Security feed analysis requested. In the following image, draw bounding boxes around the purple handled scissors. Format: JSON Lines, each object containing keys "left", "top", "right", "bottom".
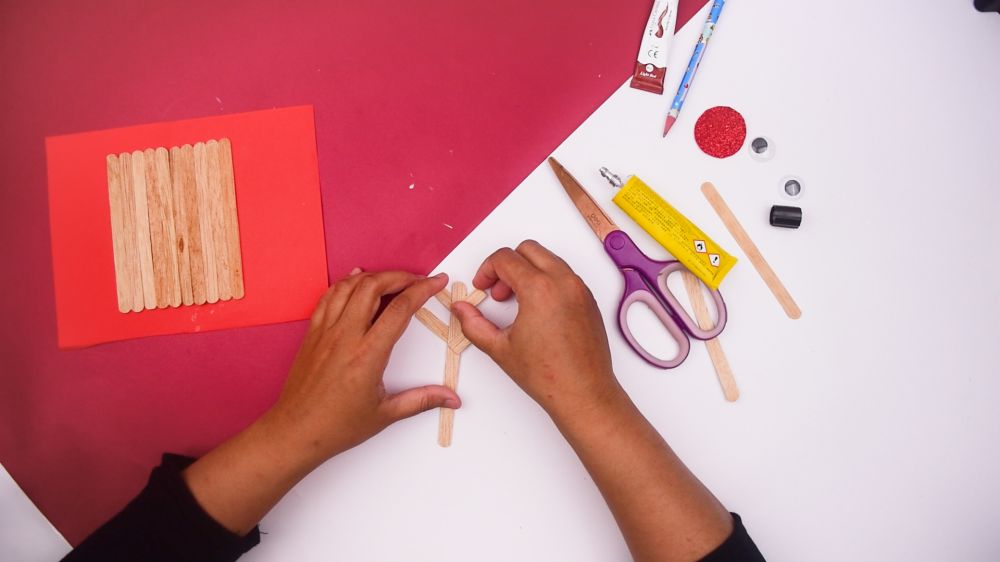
{"left": 548, "top": 157, "right": 727, "bottom": 369}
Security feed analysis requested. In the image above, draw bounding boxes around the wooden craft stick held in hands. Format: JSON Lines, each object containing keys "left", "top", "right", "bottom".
{"left": 415, "top": 281, "right": 487, "bottom": 447}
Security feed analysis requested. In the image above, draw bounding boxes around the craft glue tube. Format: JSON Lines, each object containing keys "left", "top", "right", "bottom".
{"left": 629, "top": 0, "right": 679, "bottom": 94}
{"left": 602, "top": 169, "right": 737, "bottom": 289}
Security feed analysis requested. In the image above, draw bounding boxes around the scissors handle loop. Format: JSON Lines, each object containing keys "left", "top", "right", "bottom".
{"left": 617, "top": 269, "right": 691, "bottom": 369}
{"left": 605, "top": 231, "right": 728, "bottom": 369}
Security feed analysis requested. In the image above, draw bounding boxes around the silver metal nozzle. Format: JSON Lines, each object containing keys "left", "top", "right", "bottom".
{"left": 599, "top": 167, "right": 624, "bottom": 189}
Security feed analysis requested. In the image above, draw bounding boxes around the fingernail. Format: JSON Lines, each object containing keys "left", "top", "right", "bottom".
{"left": 443, "top": 398, "right": 461, "bottom": 409}
{"left": 350, "top": 267, "right": 362, "bottom": 275}
{"left": 433, "top": 272, "right": 448, "bottom": 280}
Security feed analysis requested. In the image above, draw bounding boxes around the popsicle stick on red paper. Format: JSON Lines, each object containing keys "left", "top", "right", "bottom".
{"left": 116, "top": 153, "right": 144, "bottom": 312}
{"left": 205, "top": 140, "right": 232, "bottom": 301}
{"left": 144, "top": 147, "right": 182, "bottom": 308}
{"left": 169, "top": 146, "right": 195, "bottom": 306}
{"left": 193, "top": 142, "right": 219, "bottom": 304}
{"left": 414, "top": 281, "right": 486, "bottom": 447}
{"left": 218, "top": 139, "right": 245, "bottom": 299}
{"left": 129, "top": 150, "right": 157, "bottom": 310}
{"left": 106, "top": 155, "right": 133, "bottom": 312}
{"left": 175, "top": 144, "right": 207, "bottom": 305}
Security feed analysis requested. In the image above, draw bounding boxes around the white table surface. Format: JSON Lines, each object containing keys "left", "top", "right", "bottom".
{"left": 5, "top": 1, "right": 1000, "bottom": 560}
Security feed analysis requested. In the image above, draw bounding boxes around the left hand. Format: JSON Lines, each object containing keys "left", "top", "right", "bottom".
{"left": 264, "top": 269, "right": 460, "bottom": 464}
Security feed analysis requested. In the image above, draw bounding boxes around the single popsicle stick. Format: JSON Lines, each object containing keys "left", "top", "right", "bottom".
{"left": 106, "top": 155, "right": 133, "bottom": 312}
{"left": 682, "top": 271, "right": 739, "bottom": 401}
{"left": 130, "top": 150, "right": 157, "bottom": 310}
{"left": 169, "top": 146, "right": 194, "bottom": 306}
{"left": 436, "top": 287, "right": 486, "bottom": 309}
{"left": 193, "top": 142, "right": 219, "bottom": 303}
{"left": 434, "top": 289, "right": 452, "bottom": 308}
{"left": 205, "top": 140, "right": 232, "bottom": 301}
{"left": 118, "top": 153, "right": 145, "bottom": 312}
{"left": 466, "top": 289, "right": 487, "bottom": 307}
{"left": 701, "top": 183, "right": 802, "bottom": 319}
{"left": 145, "top": 148, "right": 182, "bottom": 308}
{"left": 176, "top": 145, "right": 207, "bottom": 305}
{"left": 438, "top": 282, "right": 467, "bottom": 447}
{"left": 415, "top": 308, "right": 448, "bottom": 341}
{"left": 155, "top": 148, "right": 182, "bottom": 307}
{"left": 218, "top": 139, "right": 245, "bottom": 299}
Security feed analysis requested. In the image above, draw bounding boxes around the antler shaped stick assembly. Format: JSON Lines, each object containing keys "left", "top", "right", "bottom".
{"left": 414, "top": 282, "right": 487, "bottom": 447}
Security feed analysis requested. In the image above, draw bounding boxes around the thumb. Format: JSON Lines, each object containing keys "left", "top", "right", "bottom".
{"left": 382, "top": 385, "right": 460, "bottom": 422}
{"left": 451, "top": 301, "right": 504, "bottom": 356}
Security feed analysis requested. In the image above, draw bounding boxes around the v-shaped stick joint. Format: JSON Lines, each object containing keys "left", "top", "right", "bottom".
{"left": 412, "top": 279, "right": 488, "bottom": 447}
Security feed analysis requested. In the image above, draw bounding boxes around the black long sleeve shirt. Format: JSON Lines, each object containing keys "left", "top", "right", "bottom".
{"left": 64, "top": 454, "right": 764, "bottom": 561}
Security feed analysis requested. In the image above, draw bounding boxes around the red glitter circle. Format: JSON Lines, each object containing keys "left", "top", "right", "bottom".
{"left": 694, "top": 106, "right": 747, "bottom": 159}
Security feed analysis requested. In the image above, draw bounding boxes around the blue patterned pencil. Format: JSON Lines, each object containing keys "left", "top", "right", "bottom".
{"left": 662, "top": 0, "right": 727, "bottom": 137}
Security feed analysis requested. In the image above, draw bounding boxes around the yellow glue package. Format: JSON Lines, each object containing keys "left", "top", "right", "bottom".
{"left": 612, "top": 176, "right": 736, "bottom": 289}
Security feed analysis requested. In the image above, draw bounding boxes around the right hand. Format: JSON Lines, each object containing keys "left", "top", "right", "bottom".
{"left": 451, "top": 240, "right": 626, "bottom": 421}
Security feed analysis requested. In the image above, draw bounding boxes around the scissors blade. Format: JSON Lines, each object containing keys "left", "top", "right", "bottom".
{"left": 547, "top": 157, "right": 619, "bottom": 242}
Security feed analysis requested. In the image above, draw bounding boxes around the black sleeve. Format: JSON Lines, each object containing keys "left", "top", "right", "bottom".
{"left": 700, "top": 513, "right": 766, "bottom": 561}
{"left": 63, "top": 453, "right": 259, "bottom": 562}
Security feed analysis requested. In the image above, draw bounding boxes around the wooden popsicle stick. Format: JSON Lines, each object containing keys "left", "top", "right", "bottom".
{"left": 118, "top": 153, "right": 145, "bottom": 312}
{"left": 106, "top": 155, "right": 133, "bottom": 312}
{"left": 446, "top": 283, "right": 468, "bottom": 348}
{"left": 142, "top": 149, "right": 168, "bottom": 308}
{"left": 682, "top": 271, "right": 739, "bottom": 402}
{"left": 437, "top": 287, "right": 485, "bottom": 309}
{"left": 438, "top": 282, "right": 467, "bottom": 447}
{"left": 130, "top": 150, "right": 157, "bottom": 310}
{"left": 218, "top": 139, "right": 245, "bottom": 299}
{"left": 438, "top": 354, "right": 459, "bottom": 447}
{"left": 701, "top": 183, "right": 802, "bottom": 319}
{"left": 177, "top": 145, "right": 207, "bottom": 305}
{"left": 169, "top": 146, "right": 194, "bottom": 306}
{"left": 155, "top": 147, "right": 182, "bottom": 307}
{"left": 144, "top": 148, "right": 182, "bottom": 308}
{"left": 466, "top": 289, "right": 487, "bottom": 307}
{"left": 454, "top": 336, "right": 472, "bottom": 354}
{"left": 193, "top": 142, "right": 219, "bottom": 303}
{"left": 205, "top": 140, "right": 232, "bottom": 301}
{"left": 415, "top": 308, "right": 448, "bottom": 341}
{"left": 434, "top": 289, "right": 452, "bottom": 308}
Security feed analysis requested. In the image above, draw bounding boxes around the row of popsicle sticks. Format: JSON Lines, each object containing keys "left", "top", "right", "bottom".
{"left": 106, "top": 139, "right": 244, "bottom": 313}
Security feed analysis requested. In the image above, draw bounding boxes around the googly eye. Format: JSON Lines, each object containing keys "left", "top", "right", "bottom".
{"left": 748, "top": 136, "right": 774, "bottom": 162}
{"left": 780, "top": 175, "right": 804, "bottom": 200}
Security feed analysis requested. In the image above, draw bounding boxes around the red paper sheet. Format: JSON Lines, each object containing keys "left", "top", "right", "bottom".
{"left": 0, "top": 0, "right": 708, "bottom": 545}
{"left": 46, "top": 106, "right": 328, "bottom": 348}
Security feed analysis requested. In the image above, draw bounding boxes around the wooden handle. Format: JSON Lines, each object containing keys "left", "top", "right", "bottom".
{"left": 682, "top": 272, "right": 739, "bottom": 401}
{"left": 701, "top": 182, "right": 802, "bottom": 320}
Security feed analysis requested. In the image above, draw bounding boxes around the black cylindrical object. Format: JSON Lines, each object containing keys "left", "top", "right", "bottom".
{"left": 770, "top": 205, "right": 802, "bottom": 229}
{"left": 974, "top": 0, "right": 999, "bottom": 13}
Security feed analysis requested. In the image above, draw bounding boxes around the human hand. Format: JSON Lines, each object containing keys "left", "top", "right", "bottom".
{"left": 264, "top": 269, "right": 461, "bottom": 465}
{"left": 451, "top": 241, "right": 626, "bottom": 423}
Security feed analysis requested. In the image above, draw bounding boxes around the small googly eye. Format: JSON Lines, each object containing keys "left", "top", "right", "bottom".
{"left": 749, "top": 136, "right": 774, "bottom": 162}
{"left": 780, "top": 175, "right": 804, "bottom": 200}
